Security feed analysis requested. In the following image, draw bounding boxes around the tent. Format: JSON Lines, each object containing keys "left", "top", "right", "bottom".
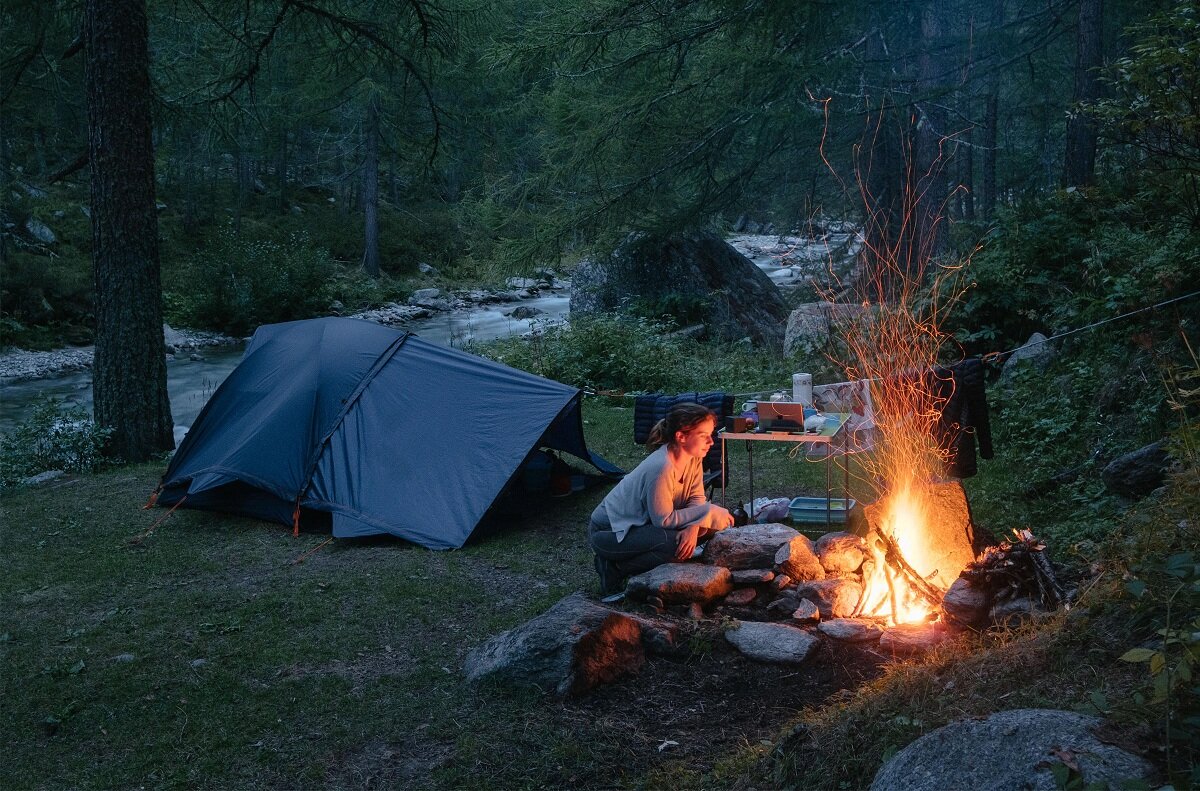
{"left": 155, "top": 317, "right": 621, "bottom": 549}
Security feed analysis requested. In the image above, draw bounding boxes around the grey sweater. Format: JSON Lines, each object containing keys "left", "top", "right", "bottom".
{"left": 591, "top": 445, "right": 712, "bottom": 542}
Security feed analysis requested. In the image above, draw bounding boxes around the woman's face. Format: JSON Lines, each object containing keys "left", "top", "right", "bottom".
{"left": 674, "top": 417, "right": 716, "bottom": 460}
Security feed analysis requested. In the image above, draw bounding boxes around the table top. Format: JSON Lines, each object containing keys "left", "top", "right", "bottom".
{"left": 721, "top": 412, "right": 851, "bottom": 444}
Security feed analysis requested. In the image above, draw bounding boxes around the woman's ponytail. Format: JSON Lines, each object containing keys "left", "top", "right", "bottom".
{"left": 645, "top": 403, "right": 716, "bottom": 450}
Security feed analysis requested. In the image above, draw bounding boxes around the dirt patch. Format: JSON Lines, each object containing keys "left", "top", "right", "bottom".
{"left": 558, "top": 637, "right": 888, "bottom": 776}
{"left": 323, "top": 736, "right": 456, "bottom": 790}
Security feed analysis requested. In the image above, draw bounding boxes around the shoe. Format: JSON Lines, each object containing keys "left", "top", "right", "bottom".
{"left": 593, "top": 554, "right": 625, "bottom": 596}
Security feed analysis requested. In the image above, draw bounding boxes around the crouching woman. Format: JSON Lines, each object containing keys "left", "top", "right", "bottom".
{"left": 589, "top": 403, "right": 734, "bottom": 594}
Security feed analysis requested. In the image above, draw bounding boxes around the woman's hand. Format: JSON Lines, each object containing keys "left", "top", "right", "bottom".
{"left": 675, "top": 524, "right": 701, "bottom": 561}
{"left": 708, "top": 504, "right": 735, "bottom": 531}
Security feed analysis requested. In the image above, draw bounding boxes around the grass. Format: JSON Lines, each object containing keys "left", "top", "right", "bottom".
{"left": 3, "top": 396, "right": 1195, "bottom": 790}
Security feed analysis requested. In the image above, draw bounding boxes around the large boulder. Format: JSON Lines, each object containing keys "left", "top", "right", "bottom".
{"left": 626, "top": 563, "right": 732, "bottom": 604}
{"left": 1000, "top": 332, "right": 1057, "bottom": 380}
{"left": 815, "top": 531, "right": 867, "bottom": 573}
{"left": 463, "top": 593, "right": 644, "bottom": 696}
{"left": 870, "top": 709, "right": 1156, "bottom": 791}
{"left": 703, "top": 524, "right": 801, "bottom": 569}
{"left": 783, "top": 301, "right": 874, "bottom": 356}
{"left": 570, "top": 232, "right": 790, "bottom": 349}
{"left": 1101, "top": 441, "right": 1171, "bottom": 498}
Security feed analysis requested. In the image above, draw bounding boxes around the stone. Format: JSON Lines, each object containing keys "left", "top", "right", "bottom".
{"left": 858, "top": 480, "right": 988, "bottom": 591}
{"left": 703, "top": 524, "right": 801, "bottom": 570}
{"left": 506, "top": 305, "right": 545, "bottom": 320}
{"left": 626, "top": 563, "right": 732, "bottom": 605}
{"left": 570, "top": 232, "right": 791, "bottom": 349}
{"left": 25, "top": 216, "right": 56, "bottom": 244}
{"left": 794, "top": 579, "right": 862, "bottom": 619}
{"left": 775, "top": 536, "right": 826, "bottom": 581}
{"left": 818, "top": 618, "right": 883, "bottom": 642}
{"left": 989, "top": 596, "right": 1040, "bottom": 628}
{"left": 328, "top": 300, "right": 344, "bottom": 314}
{"left": 791, "top": 599, "right": 821, "bottom": 624}
{"left": 730, "top": 568, "right": 774, "bottom": 585}
{"left": 724, "top": 588, "right": 757, "bottom": 606}
{"left": 879, "top": 623, "right": 951, "bottom": 655}
{"left": 772, "top": 573, "right": 794, "bottom": 591}
{"left": 942, "top": 578, "right": 991, "bottom": 627}
{"left": 815, "top": 531, "right": 867, "bottom": 573}
{"left": 190, "top": 658, "right": 208, "bottom": 669}
{"left": 1000, "top": 332, "right": 1057, "bottom": 379}
{"left": 767, "top": 593, "right": 800, "bottom": 615}
{"left": 506, "top": 277, "right": 540, "bottom": 289}
{"left": 417, "top": 262, "right": 437, "bottom": 275}
{"left": 463, "top": 592, "right": 645, "bottom": 696}
{"left": 869, "top": 709, "right": 1156, "bottom": 791}
{"left": 724, "top": 621, "right": 820, "bottom": 665}
{"left": 21, "top": 470, "right": 66, "bottom": 486}
{"left": 408, "top": 288, "right": 450, "bottom": 311}
{"left": 783, "top": 301, "right": 875, "bottom": 356}
{"left": 114, "top": 653, "right": 136, "bottom": 663}
{"left": 687, "top": 602, "right": 705, "bottom": 620}
{"left": 1101, "top": 441, "right": 1171, "bottom": 498}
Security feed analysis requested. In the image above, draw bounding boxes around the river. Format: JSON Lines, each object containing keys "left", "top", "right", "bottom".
{"left": 0, "top": 293, "right": 570, "bottom": 444}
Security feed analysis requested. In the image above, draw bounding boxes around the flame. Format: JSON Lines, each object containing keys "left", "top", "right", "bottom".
{"left": 809, "top": 104, "right": 982, "bottom": 625}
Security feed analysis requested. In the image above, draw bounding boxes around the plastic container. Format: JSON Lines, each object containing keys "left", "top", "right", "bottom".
{"left": 788, "top": 496, "right": 856, "bottom": 524}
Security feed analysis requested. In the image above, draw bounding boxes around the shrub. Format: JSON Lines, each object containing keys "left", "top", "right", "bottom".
{"left": 165, "top": 225, "right": 334, "bottom": 335}
{"left": 0, "top": 398, "right": 113, "bottom": 490}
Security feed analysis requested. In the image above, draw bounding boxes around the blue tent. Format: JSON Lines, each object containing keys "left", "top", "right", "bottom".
{"left": 156, "top": 317, "right": 621, "bottom": 549}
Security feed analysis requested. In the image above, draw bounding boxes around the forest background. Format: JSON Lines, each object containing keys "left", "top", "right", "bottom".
{"left": 1, "top": 1, "right": 1198, "bottom": 787}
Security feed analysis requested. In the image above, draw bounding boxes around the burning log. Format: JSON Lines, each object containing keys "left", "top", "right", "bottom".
{"left": 960, "top": 529, "right": 1066, "bottom": 611}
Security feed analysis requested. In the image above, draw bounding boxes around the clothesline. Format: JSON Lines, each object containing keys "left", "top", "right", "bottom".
{"left": 581, "top": 289, "right": 1198, "bottom": 400}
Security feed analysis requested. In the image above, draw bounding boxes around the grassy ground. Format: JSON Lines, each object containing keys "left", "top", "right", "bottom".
{"left": 1, "top": 400, "right": 853, "bottom": 790}
{"left": 4, "top": 398, "right": 1194, "bottom": 790}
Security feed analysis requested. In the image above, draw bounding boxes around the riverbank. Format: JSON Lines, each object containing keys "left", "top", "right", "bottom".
{"left": 0, "top": 278, "right": 569, "bottom": 385}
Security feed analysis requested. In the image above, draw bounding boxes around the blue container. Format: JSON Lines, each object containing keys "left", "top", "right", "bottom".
{"left": 788, "top": 496, "right": 856, "bottom": 524}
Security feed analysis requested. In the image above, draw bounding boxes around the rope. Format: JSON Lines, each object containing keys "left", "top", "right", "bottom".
{"left": 289, "top": 536, "right": 334, "bottom": 565}
{"left": 578, "top": 290, "right": 1199, "bottom": 398}
{"left": 128, "top": 496, "right": 187, "bottom": 546}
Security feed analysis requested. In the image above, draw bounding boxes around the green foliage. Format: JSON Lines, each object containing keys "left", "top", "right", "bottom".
{"left": 1119, "top": 551, "right": 1200, "bottom": 788}
{"left": 471, "top": 312, "right": 803, "bottom": 394}
{"left": 0, "top": 398, "right": 113, "bottom": 490}
{"left": 164, "top": 226, "right": 335, "bottom": 335}
{"left": 952, "top": 189, "right": 1197, "bottom": 357}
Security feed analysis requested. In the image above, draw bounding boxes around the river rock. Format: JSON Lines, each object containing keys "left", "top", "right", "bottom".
{"left": 463, "top": 592, "right": 644, "bottom": 696}
{"left": 775, "top": 536, "right": 826, "bottom": 581}
{"left": 942, "top": 578, "right": 990, "bottom": 627}
{"left": 724, "top": 588, "right": 757, "bottom": 606}
{"left": 407, "top": 288, "right": 452, "bottom": 311}
{"left": 506, "top": 305, "right": 545, "bottom": 320}
{"left": 816, "top": 531, "right": 867, "bottom": 573}
{"left": 879, "top": 623, "right": 951, "bottom": 655}
{"left": 570, "top": 231, "right": 791, "bottom": 349}
{"left": 818, "top": 618, "right": 883, "bottom": 642}
{"left": 724, "top": 621, "right": 820, "bottom": 665}
{"left": 869, "top": 709, "right": 1156, "bottom": 791}
{"left": 626, "top": 563, "right": 732, "bottom": 604}
{"left": 730, "top": 568, "right": 774, "bottom": 585}
{"left": 791, "top": 599, "right": 820, "bottom": 624}
{"left": 703, "top": 524, "right": 801, "bottom": 569}
{"left": 795, "top": 579, "right": 862, "bottom": 619}
{"left": 1101, "top": 441, "right": 1171, "bottom": 498}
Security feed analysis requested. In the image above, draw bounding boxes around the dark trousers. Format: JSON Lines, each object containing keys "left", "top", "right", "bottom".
{"left": 588, "top": 518, "right": 678, "bottom": 578}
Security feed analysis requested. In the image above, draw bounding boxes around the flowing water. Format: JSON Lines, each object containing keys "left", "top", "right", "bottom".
{"left": 0, "top": 294, "right": 570, "bottom": 444}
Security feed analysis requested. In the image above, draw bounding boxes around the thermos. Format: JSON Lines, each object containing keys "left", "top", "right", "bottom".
{"left": 792, "top": 373, "right": 812, "bottom": 406}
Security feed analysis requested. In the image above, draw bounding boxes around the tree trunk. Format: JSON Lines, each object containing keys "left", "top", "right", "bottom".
{"left": 84, "top": 0, "right": 173, "bottom": 461}
{"left": 914, "top": 0, "right": 949, "bottom": 261}
{"left": 362, "top": 92, "right": 380, "bottom": 278}
{"left": 277, "top": 126, "right": 289, "bottom": 214}
{"left": 981, "top": 0, "right": 1004, "bottom": 218}
{"left": 1063, "top": 0, "right": 1103, "bottom": 188}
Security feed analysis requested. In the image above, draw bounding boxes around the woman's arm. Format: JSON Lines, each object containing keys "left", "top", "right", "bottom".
{"left": 646, "top": 465, "right": 710, "bottom": 530}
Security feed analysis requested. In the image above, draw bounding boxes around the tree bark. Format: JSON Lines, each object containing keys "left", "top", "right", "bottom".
{"left": 1063, "top": 0, "right": 1103, "bottom": 188}
{"left": 981, "top": 0, "right": 1004, "bottom": 219}
{"left": 84, "top": 0, "right": 173, "bottom": 461}
{"left": 362, "top": 91, "right": 381, "bottom": 278}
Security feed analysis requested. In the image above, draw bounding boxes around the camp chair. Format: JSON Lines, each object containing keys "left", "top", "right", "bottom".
{"left": 633, "top": 391, "right": 735, "bottom": 492}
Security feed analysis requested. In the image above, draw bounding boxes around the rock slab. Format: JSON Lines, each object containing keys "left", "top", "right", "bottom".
{"left": 724, "top": 621, "right": 820, "bottom": 665}
{"left": 463, "top": 593, "right": 644, "bottom": 696}
{"left": 870, "top": 709, "right": 1156, "bottom": 791}
{"left": 627, "top": 563, "right": 732, "bottom": 604}
{"left": 703, "top": 523, "right": 801, "bottom": 570}
{"left": 818, "top": 618, "right": 883, "bottom": 642}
